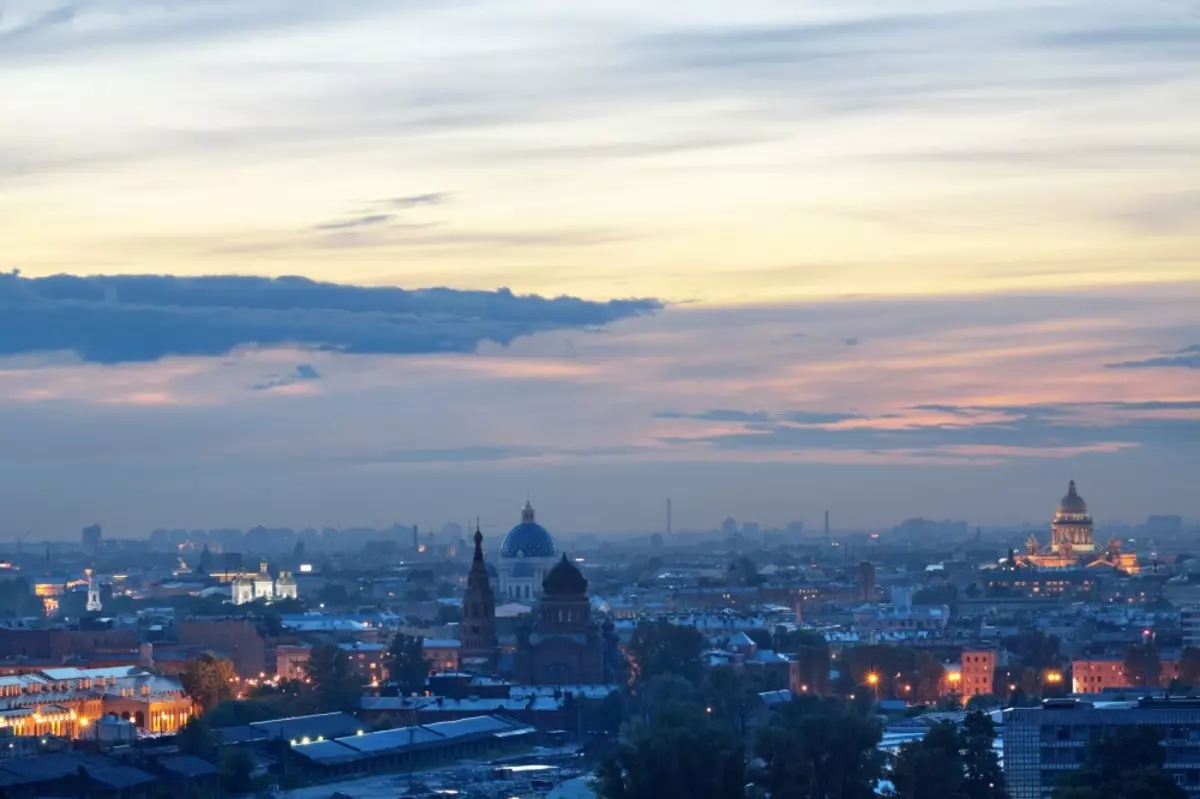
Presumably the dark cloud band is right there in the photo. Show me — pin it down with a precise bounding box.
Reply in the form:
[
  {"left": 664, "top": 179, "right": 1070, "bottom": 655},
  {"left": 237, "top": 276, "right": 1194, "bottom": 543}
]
[{"left": 0, "top": 272, "right": 659, "bottom": 364}]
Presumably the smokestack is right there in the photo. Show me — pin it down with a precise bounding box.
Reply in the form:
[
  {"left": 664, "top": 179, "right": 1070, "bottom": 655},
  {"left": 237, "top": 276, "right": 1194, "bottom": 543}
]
[
  {"left": 667, "top": 499, "right": 672, "bottom": 536},
  {"left": 824, "top": 510, "right": 830, "bottom": 541},
  {"left": 412, "top": 525, "right": 419, "bottom": 552}
]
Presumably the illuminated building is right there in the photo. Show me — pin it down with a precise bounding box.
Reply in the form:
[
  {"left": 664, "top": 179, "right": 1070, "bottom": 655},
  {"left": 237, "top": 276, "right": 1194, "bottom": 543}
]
[
  {"left": 1020, "top": 481, "right": 1133, "bottom": 571},
  {"left": 0, "top": 667, "right": 193, "bottom": 738},
  {"left": 1052, "top": 480, "right": 1094, "bottom": 555},
  {"left": 230, "top": 561, "right": 298, "bottom": 605},
  {"left": 960, "top": 649, "right": 996, "bottom": 702}
]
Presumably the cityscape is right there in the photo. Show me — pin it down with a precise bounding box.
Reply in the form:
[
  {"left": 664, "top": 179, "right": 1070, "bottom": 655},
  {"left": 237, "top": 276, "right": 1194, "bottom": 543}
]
[
  {"left": 0, "top": 481, "right": 1198, "bottom": 798},
  {"left": 3, "top": 1, "right": 1200, "bottom": 798}
]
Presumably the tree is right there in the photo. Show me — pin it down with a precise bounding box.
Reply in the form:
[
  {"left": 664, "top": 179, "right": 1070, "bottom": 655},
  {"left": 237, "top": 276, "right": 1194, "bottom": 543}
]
[
  {"left": 1003, "top": 630, "right": 1061, "bottom": 672},
  {"left": 218, "top": 749, "right": 256, "bottom": 795},
  {"left": 1053, "top": 727, "right": 1186, "bottom": 799},
  {"left": 701, "top": 665, "right": 762, "bottom": 742},
  {"left": 203, "top": 698, "right": 282, "bottom": 728},
  {"left": 891, "top": 712, "right": 1005, "bottom": 799},
  {"left": 1179, "top": 647, "right": 1200, "bottom": 686},
  {"left": 754, "top": 696, "right": 884, "bottom": 799},
  {"left": 892, "top": 722, "right": 969, "bottom": 799},
  {"left": 1124, "top": 642, "right": 1162, "bottom": 688},
  {"left": 773, "top": 627, "right": 827, "bottom": 653},
  {"left": 179, "top": 654, "right": 237, "bottom": 712},
  {"left": 961, "top": 710, "right": 1006, "bottom": 799},
  {"left": 627, "top": 620, "right": 705, "bottom": 685},
  {"left": 306, "top": 643, "right": 362, "bottom": 713},
  {"left": 175, "top": 716, "right": 218, "bottom": 759},
  {"left": 595, "top": 696, "right": 744, "bottom": 799},
  {"left": 385, "top": 632, "right": 430, "bottom": 695}
]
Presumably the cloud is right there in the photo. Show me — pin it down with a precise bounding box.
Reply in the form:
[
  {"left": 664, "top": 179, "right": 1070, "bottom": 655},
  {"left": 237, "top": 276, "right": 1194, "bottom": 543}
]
[
  {"left": 0, "top": 272, "right": 660, "bottom": 364},
  {"left": 842, "top": 337, "right": 860, "bottom": 346},
  {"left": 655, "top": 409, "right": 772, "bottom": 423},
  {"left": 1107, "top": 345, "right": 1200, "bottom": 370},
  {"left": 313, "top": 214, "right": 395, "bottom": 231},
  {"left": 657, "top": 409, "right": 863, "bottom": 425},
  {"left": 251, "top": 363, "right": 322, "bottom": 391},
  {"left": 387, "top": 193, "right": 447, "bottom": 208}
]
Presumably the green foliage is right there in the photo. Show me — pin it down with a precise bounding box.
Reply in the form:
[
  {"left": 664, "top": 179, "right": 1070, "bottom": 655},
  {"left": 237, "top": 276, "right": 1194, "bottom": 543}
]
[
  {"left": 385, "top": 632, "right": 430, "bottom": 695},
  {"left": 1052, "top": 727, "right": 1186, "bottom": 799},
  {"left": 1002, "top": 630, "right": 1061, "bottom": 673},
  {"left": 595, "top": 691, "right": 744, "bottom": 799},
  {"left": 1179, "top": 647, "right": 1200, "bottom": 686},
  {"left": 912, "top": 585, "right": 958, "bottom": 606},
  {"left": 628, "top": 619, "right": 706, "bottom": 685},
  {"left": 179, "top": 654, "right": 237, "bottom": 712},
  {"left": 775, "top": 629, "right": 831, "bottom": 695},
  {"left": 175, "top": 717, "right": 218, "bottom": 759},
  {"left": 753, "top": 696, "right": 884, "bottom": 799},
  {"left": 833, "top": 645, "right": 944, "bottom": 703},
  {"left": 306, "top": 643, "right": 363, "bottom": 713},
  {"left": 890, "top": 712, "right": 1005, "bottom": 799},
  {"left": 701, "top": 665, "right": 763, "bottom": 741},
  {"left": 0, "top": 577, "right": 48, "bottom": 617},
  {"left": 218, "top": 749, "right": 256, "bottom": 795},
  {"left": 1124, "top": 642, "right": 1162, "bottom": 688},
  {"left": 772, "top": 627, "right": 827, "bottom": 653},
  {"left": 202, "top": 699, "right": 282, "bottom": 728}
]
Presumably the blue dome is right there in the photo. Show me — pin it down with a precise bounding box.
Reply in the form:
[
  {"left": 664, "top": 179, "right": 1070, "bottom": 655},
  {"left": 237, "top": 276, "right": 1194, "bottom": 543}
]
[
  {"left": 500, "top": 501, "right": 558, "bottom": 559},
  {"left": 510, "top": 561, "right": 535, "bottom": 578}
]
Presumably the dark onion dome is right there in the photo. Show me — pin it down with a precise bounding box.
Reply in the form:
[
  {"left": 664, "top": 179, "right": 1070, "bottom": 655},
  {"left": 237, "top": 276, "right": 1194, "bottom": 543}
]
[
  {"left": 543, "top": 554, "right": 588, "bottom": 596},
  {"left": 1057, "top": 480, "right": 1089, "bottom": 515},
  {"left": 500, "top": 501, "right": 558, "bottom": 559}
]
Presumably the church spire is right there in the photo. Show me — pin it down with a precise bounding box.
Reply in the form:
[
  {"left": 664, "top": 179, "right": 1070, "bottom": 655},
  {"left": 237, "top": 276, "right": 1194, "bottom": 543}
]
[
  {"left": 521, "top": 500, "right": 536, "bottom": 524},
  {"left": 473, "top": 522, "right": 484, "bottom": 562}
]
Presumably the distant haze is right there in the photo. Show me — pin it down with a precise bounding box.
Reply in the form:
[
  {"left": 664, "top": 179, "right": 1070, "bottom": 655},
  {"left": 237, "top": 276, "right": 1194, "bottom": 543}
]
[{"left": 1, "top": 1, "right": 1197, "bottom": 536}]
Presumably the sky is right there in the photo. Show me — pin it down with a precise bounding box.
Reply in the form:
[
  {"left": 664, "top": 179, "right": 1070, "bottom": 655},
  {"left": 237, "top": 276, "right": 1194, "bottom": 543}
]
[{"left": 1, "top": 0, "right": 1198, "bottom": 537}]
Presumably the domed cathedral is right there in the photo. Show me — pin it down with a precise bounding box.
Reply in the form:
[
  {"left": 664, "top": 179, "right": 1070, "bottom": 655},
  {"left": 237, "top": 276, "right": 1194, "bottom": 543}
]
[
  {"left": 516, "top": 555, "right": 621, "bottom": 685},
  {"left": 499, "top": 501, "right": 559, "bottom": 602},
  {"left": 1020, "top": 480, "right": 1135, "bottom": 571},
  {"left": 460, "top": 527, "right": 499, "bottom": 672},
  {"left": 1051, "top": 480, "right": 1095, "bottom": 556}
]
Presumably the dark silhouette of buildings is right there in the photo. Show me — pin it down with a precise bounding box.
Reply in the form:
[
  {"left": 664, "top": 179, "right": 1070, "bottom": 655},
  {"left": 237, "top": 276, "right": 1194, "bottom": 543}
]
[
  {"left": 460, "top": 527, "right": 498, "bottom": 673},
  {"left": 515, "top": 555, "right": 616, "bottom": 684}
]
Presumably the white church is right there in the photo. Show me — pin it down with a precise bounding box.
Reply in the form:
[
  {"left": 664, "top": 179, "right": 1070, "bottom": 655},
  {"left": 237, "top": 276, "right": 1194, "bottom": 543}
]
[{"left": 231, "top": 561, "right": 298, "bottom": 605}]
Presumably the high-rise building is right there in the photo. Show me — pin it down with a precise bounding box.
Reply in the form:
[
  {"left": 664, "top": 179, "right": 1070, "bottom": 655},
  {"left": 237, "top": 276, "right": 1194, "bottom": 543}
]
[{"left": 81, "top": 524, "right": 102, "bottom": 554}]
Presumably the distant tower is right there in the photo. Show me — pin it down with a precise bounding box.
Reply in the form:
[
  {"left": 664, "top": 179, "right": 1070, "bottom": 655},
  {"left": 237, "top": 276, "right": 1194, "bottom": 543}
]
[
  {"left": 85, "top": 568, "right": 102, "bottom": 613},
  {"left": 824, "top": 510, "right": 830, "bottom": 542},
  {"left": 459, "top": 526, "right": 498, "bottom": 672},
  {"left": 666, "top": 499, "right": 672, "bottom": 537},
  {"left": 412, "top": 525, "right": 419, "bottom": 553},
  {"left": 81, "top": 524, "right": 102, "bottom": 555}
]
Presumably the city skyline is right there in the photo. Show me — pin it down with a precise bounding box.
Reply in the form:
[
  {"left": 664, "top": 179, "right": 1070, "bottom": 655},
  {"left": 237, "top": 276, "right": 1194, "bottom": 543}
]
[{"left": 2, "top": 0, "right": 1198, "bottom": 532}]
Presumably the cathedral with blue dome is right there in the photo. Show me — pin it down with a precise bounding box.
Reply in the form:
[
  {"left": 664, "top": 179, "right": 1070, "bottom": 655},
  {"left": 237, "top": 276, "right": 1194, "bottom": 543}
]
[{"left": 499, "top": 501, "right": 559, "bottom": 601}]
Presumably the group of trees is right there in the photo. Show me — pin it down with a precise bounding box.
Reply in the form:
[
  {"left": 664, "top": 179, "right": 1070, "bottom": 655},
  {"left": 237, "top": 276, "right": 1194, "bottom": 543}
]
[
  {"left": 890, "top": 712, "right": 1005, "bottom": 799},
  {"left": 0, "top": 577, "right": 46, "bottom": 617},
  {"left": 1052, "top": 727, "right": 1186, "bottom": 799},
  {"left": 179, "top": 631, "right": 432, "bottom": 722}
]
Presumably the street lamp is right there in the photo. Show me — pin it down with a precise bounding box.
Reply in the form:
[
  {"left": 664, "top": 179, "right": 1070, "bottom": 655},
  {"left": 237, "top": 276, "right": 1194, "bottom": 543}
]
[{"left": 866, "top": 672, "right": 880, "bottom": 701}]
